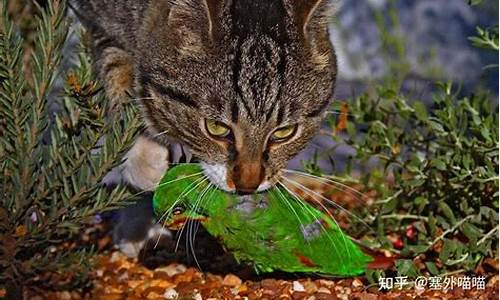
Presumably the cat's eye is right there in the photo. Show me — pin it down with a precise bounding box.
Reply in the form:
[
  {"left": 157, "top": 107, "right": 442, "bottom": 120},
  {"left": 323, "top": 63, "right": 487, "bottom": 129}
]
[
  {"left": 271, "top": 125, "right": 297, "bottom": 142},
  {"left": 205, "top": 119, "right": 231, "bottom": 138}
]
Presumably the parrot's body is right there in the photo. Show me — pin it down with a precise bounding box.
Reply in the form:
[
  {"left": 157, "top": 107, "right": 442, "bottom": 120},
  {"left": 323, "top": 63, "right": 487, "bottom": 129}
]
[{"left": 153, "top": 165, "right": 372, "bottom": 276}]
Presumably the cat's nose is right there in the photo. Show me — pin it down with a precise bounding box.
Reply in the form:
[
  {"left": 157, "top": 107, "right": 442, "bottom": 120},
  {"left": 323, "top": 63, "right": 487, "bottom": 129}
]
[{"left": 231, "top": 161, "right": 264, "bottom": 194}]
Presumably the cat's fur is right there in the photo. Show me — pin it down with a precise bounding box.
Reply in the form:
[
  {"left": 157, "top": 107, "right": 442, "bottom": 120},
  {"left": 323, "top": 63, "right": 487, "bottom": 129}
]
[{"left": 71, "top": 0, "right": 337, "bottom": 195}]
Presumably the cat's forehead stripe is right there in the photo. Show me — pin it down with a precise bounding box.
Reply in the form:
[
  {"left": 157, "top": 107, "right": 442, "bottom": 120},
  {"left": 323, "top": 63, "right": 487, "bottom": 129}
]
[
  {"left": 229, "top": 0, "right": 288, "bottom": 42},
  {"left": 139, "top": 73, "right": 198, "bottom": 108},
  {"left": 229, "top": 0, "right": 290, "bottom": 123}
]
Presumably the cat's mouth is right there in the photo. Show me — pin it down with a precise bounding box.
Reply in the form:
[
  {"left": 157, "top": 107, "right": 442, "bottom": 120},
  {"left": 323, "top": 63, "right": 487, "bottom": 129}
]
[
  {"left": 200, "top": 162, "right": 273, "bottom": 194},
  {"left": 165, "top": 139, "right": 274, "bottom": 194}
]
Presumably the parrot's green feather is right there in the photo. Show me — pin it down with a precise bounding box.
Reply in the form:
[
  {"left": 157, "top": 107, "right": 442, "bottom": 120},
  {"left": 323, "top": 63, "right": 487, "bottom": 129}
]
[{"left": 153, "top": 165, "right": 372, "bottom": 276}]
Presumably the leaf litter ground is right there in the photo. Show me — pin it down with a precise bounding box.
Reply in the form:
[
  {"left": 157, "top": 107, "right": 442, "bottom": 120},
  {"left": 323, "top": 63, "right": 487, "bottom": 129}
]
[{"left": 22, "top": 178, "right": 499, "bottom": 300}]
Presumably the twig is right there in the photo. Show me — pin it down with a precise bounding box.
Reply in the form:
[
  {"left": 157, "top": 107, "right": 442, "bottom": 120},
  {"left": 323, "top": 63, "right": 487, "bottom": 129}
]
[
  {"left": 478, "top": 225, "right": 499, "bottom": 245},
  {"left": 438, "top": 269, "right": 466, "bottom": 278},
  {"left": 374, "top": 190, "right": 403, "bottom": 204},
  {"left": 380, "top": 214, "right": 429, "bottom": 222},
  {"left": 425, "top": 215, "right": 474, "bottom": 251}
]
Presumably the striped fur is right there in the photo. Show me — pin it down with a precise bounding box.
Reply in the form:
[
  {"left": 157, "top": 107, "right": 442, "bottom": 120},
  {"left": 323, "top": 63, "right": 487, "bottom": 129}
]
[{"left": 72, "top": 0, "right": 337, "bottom": 193}]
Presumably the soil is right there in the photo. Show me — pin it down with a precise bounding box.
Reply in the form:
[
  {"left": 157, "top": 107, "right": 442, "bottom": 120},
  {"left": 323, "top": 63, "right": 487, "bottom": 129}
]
[
  {"left": 24, "top": 224, "right": 498, "bottom": 300},
  {"left": 20, "top": 179, "right": 499, "bottom": 299}
]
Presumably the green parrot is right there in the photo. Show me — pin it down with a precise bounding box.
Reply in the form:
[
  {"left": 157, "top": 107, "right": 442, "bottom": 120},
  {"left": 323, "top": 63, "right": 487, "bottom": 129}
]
[{"left": 153, "top": 164, "right": 372, "bottom": 276}]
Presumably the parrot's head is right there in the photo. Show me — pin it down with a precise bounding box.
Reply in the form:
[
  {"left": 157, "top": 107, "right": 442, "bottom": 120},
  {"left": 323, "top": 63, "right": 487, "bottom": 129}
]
[
  {"left": 162, "top": 204, "right": 190, "bottom": 230},
  {"left": 160, "top": 200, "right": 210, "bottom": 230}
]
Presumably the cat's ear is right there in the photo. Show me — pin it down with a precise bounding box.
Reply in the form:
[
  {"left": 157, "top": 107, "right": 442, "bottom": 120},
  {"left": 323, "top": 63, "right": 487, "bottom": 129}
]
[
  {"left": 205, "top": 0, "right": 223, "bottom": 41},
  {"left": 287, "top": 0, "right": 336, "bottom": 70},
  {"left": 168, "top": 0, "right": 223, "bottom": 56},
  {"left": 289, "top": 0, "right": 334, "bottom": 37}
]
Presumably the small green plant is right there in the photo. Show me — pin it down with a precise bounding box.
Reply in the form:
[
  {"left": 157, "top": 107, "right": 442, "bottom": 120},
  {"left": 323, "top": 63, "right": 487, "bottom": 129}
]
[
  {"left": 467, "top": 0, "right": 499, "bottom": 58},
  {"left": 469, "top": 26, "right": 499, "bottom": 51},
  {"left": 316, "top": 0, "right": 499, "bottom": 281},
  {"left": 339, "top": 82, "right": 498, "bottom": 279},
  {"left": 0, "top": 1, "right": 141, "bottom": 296}
]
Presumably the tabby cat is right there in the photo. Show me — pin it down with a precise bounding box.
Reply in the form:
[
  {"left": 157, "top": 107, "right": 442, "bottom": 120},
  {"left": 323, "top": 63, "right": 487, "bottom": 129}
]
[{"left": 71, "top": 0, "right": 337, "bottom": 254}]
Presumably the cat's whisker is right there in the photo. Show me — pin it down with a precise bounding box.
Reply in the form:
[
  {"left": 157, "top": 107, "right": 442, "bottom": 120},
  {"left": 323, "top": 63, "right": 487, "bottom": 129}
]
[
  {"left": 271, "top": 187, "right": 314, "bottom": 251},
  {"left": 174, "top": 222, "right": 188, "bottom": 254},
  {"left": 326, "top": 111, "right": 355, "bottom": 116},
  {"left": 153, "top": 130, "right": 169, "bottom": 138},
  {"left": 124, "top": 171, "right": 204, "bottom": 204},
  {"left": 163, "top": 176, "right": 207, "bottom": 226},
  {"left": 194, "top": 184, "right": 215, "bottom": 265},
  {"left": 154, "top": 177, "right": 205, "bottom": 248},
  {"left": 272, "top": 188, "right": 308, "bottom": 233},
  {"left": 155, "top": 175, "right": 205, "bottom": 225},
  {"left": 185, "top": 218, "right": 197, "bottom": 268},
  {"left": 277, "top": 180, "right": 345, "bottom": 259},
  {"left": 154, "top": 171, "right": 204, "bottom": 190},
  {"left": 152, "top": 175, "right": 207, "bottom": 250},
  {"left": 132, "top": 97, "right": 154, "bottom": 100},
  {"left": 144, "top": 168, "right": 205, "bottom": 252},
  {"left": 148, "top": 175, "right": 204, "bottom": 254},
  {"left": 191, "top": 185, "right": 217, "bottom": 252},
  {"left": 187, "top": 181, "right": 212, "bottom": 271},
  {"left": 278, "top": 178, "right": 349, "bottom": 260},
  {"left": 185, "top": 215, "right": 192, "bottom": 262},
  {"left": 283, "top": 169, "right": 367, "bottom": 203},
  {"left": 174, "top": 177, "right": 209, "bottom": 252},
  {"left": 280, "top": 175, "right": 372, "bottom": 234},
  {"left": 128, "top": 97, "right": 155, "bottom": 101}
]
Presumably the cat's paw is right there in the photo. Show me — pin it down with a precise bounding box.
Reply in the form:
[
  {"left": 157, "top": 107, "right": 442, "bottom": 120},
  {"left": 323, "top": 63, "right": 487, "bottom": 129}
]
[{"left": 122, "top": 135, "right": 170, "bottom": 191}]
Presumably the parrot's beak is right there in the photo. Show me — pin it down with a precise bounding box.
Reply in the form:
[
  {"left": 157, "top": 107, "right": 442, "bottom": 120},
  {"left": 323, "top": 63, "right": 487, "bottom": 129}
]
[
  {"left": 164, "top": 215, "right": 189, "bottom": 230},
  {"left": 164, "top": 214, "right": 210, "bottom": 230}
]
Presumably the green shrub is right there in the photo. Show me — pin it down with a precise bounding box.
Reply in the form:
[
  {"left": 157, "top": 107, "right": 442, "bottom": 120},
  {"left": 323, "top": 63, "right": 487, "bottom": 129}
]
[
  {"left": 0, "top": 1, "right": 141, "bottom": 296},
  {"left": 338, "top": 82, "right": 498, "bottom": 279},
  {"left": 317, "top": 0, "right": 498, "bottom": 281}
]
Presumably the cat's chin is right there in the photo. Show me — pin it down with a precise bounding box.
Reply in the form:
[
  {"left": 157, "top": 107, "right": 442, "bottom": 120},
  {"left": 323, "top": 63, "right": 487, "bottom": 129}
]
[{"left": 200, "top": 161, "right": 273, "bottom": 194}]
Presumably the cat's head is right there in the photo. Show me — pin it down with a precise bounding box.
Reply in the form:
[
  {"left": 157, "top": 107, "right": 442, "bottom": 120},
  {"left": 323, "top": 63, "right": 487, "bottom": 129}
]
[{"left": 137, "top": 0, "right": 336, "bottom": 194}]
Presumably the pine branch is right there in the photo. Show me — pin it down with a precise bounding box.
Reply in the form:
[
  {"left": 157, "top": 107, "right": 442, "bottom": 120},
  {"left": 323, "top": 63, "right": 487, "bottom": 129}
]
[
  {"left": 16, "top": 1, "right": 68, "bottom": 220},
  {"left": 0, "top": 1, "right": 27, "bottom": 211},
  {"left": 1, "top": 1, "right": 142, "bottom": 294}
]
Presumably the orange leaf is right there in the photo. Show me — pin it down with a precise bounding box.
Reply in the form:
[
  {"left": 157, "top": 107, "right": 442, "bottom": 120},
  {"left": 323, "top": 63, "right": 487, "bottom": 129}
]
[
  {"left": 15, "top": 225, "right": 27, "bottom": 237},
  {"left": 67, "top": 72, "right": 81, "bottom": 93},
  {"left": 335, "top": 102, "right": 349, "bottom": 133}
]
